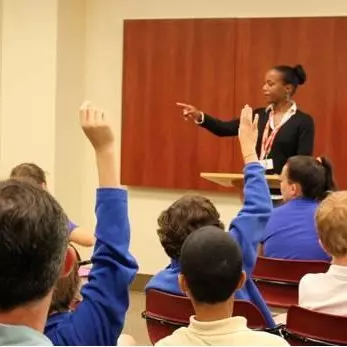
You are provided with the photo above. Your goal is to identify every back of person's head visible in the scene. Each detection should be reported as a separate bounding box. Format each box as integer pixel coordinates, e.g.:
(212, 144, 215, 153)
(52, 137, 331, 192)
(10, 163, 47, 187)
(49, 257, 80, 314)
(179, 226, 244, 304)
(0, 179, 69, 311)
(281, 156, 336, 202)
(316, 191, 347, 258)
(157, 195, 224, 260)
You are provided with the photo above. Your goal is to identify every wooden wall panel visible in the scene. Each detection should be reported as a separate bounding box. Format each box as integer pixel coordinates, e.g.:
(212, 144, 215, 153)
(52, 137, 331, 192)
(122, 18, 347, 191)
(121, 19, 237, 190)
(233, 18, 347, 188)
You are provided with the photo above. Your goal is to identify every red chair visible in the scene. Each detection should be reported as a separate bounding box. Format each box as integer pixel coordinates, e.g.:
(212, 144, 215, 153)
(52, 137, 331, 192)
(283, 305, 347, 346)
(253, 256, 329, 308)
(142, 289, 268, 345)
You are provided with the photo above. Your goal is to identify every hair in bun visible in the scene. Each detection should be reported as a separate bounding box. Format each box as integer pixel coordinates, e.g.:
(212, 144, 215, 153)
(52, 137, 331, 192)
(293, 64, 307, 85)
(273, 64, 307, 95)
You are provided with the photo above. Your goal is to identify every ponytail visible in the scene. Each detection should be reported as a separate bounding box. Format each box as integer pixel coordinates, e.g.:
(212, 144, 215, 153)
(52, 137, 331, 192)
(317, 156, 337, 199)
(286, 156, 336, 201)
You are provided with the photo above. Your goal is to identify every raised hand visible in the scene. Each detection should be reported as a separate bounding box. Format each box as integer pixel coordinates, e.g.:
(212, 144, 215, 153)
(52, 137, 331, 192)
(79, 101, 114, 153)
(238, 105, 259, 164)
(176, 102, 203, 123)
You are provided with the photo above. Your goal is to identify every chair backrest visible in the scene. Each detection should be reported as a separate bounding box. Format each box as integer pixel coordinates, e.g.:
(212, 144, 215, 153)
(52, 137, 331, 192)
(253, 256, 330, 308)
(143, 289, 268, 345)
(283, 305, 347, 346)
(143, 289, 194, 345)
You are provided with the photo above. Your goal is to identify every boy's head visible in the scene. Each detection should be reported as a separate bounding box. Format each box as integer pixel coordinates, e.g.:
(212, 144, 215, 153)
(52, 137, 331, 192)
(316, 191, 347, 259)
(10, 163, 47, 189)
(179, 226, 245, 305)
(157, 195, 224, 260)
(0, 179, 74, 313)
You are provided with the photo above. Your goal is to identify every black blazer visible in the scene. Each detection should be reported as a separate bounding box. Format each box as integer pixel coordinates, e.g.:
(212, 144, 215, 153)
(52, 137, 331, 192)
(201, 108, 315, 175)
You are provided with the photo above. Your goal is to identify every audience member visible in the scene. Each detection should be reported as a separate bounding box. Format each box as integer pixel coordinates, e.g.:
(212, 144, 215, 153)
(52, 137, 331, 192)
(0, 179, 75, 344)
(299, 191, 347, 316)
(262, 156, 335, 260)
(147, 105, 275, 327)
(10, 162, 94, 247)
(156, 226, 288, 346)
(45, 103, 138, 345)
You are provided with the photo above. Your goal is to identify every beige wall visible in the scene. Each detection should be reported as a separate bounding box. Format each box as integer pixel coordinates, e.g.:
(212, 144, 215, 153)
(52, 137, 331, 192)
(0, 0, 346, 274)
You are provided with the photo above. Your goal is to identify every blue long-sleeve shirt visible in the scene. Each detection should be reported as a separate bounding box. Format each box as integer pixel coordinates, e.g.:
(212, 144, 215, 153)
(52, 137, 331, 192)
(45, 188, 138, 345)
(146, 162, 275, 327)
(263, 197, 330, 261)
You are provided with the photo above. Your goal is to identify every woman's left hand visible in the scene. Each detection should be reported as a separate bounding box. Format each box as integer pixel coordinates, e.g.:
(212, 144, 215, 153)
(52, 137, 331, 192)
(238, 105, 259, 164)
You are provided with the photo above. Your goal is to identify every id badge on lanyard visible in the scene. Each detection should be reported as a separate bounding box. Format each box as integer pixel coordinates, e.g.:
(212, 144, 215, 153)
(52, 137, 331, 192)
(260, 123, 279, 170)
(260, 158, 274, 170)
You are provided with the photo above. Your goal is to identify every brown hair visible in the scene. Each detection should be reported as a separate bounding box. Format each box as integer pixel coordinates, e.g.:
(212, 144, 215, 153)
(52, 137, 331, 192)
(49, 246, 80, 314)
(286, 156, 336, 201)
(10, 163, 47, 186)
(316, 191, 347, 258)
(157, 195, 224, 260)
(0, 179, 68, 311)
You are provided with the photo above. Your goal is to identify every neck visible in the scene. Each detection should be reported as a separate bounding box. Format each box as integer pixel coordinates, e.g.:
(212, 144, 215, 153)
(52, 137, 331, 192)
(0, 292, 52, 333)
(273, 99, 292, 113)
(332, 256, 347, 266)
(193, 299, 233, 322)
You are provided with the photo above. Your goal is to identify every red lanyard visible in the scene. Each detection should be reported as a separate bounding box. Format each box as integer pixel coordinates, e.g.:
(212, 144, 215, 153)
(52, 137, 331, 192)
(260, 122, 279, 160)
(260, 104, 296, 160)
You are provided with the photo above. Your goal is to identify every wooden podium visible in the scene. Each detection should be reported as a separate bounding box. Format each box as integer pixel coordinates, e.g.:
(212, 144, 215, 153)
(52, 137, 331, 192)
(200, 172, 281, 189)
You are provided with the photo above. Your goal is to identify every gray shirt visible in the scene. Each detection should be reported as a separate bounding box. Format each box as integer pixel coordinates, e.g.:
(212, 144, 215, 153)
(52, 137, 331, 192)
(0, 324, 52, 346)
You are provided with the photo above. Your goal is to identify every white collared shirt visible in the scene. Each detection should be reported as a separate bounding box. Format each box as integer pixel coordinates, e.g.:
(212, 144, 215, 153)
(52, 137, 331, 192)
(266, 102, 297, 130)
(299, 264, 347, 316)
(156, 316, 288, 346)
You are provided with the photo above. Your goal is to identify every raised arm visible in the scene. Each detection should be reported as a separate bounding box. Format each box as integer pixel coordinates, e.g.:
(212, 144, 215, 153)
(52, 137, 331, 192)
(46, 103, 138, 345)
(177, 102, 239, 137)
(227, 105, 272, 275)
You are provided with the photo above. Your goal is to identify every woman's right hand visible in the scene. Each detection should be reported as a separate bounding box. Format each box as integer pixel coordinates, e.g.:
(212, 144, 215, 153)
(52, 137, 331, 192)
(176, 102, 203, 123)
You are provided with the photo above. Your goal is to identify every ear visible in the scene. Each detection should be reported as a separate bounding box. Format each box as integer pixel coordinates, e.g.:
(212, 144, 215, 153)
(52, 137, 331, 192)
(60, 245, 77, 278)
(292, 182, 302, 197)
(318, 239, 329, 256)
(178, 274, 189, 295)
(284, 84, 293, 97)
(236, 271, 246, 290)
(41, 182, 47, 190)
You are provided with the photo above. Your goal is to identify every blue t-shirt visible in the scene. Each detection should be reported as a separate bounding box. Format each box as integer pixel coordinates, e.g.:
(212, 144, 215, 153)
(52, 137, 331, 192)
(263, 198, 330, 261)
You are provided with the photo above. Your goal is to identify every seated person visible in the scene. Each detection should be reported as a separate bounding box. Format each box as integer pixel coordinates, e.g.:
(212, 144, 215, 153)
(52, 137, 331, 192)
(156, 226, 288, 346)
(299, 191, 347, 316)
(10, 162, 94, 247)
(45, 103, 138, 345)
(262, 156, 335, 260)
(147, 105, 275, 327)
(0, 175, 75, 344)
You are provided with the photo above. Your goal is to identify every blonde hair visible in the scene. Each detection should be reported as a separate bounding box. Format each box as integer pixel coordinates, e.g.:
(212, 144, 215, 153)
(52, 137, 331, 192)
(316, 191, 347, 258)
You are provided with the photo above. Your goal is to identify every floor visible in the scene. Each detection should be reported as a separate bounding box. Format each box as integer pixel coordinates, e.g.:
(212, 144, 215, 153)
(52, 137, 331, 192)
(123, 291, 151, 346)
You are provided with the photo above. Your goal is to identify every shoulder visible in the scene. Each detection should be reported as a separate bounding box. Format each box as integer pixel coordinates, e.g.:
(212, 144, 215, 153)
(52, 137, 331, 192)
(295, 109, 314, 125)
(271, 201, 292, 217)
(155, 327, 190, 346)
(248, 331, 289, 346)
(45, 311, 71, 334)
(299, 272, 326, 292)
